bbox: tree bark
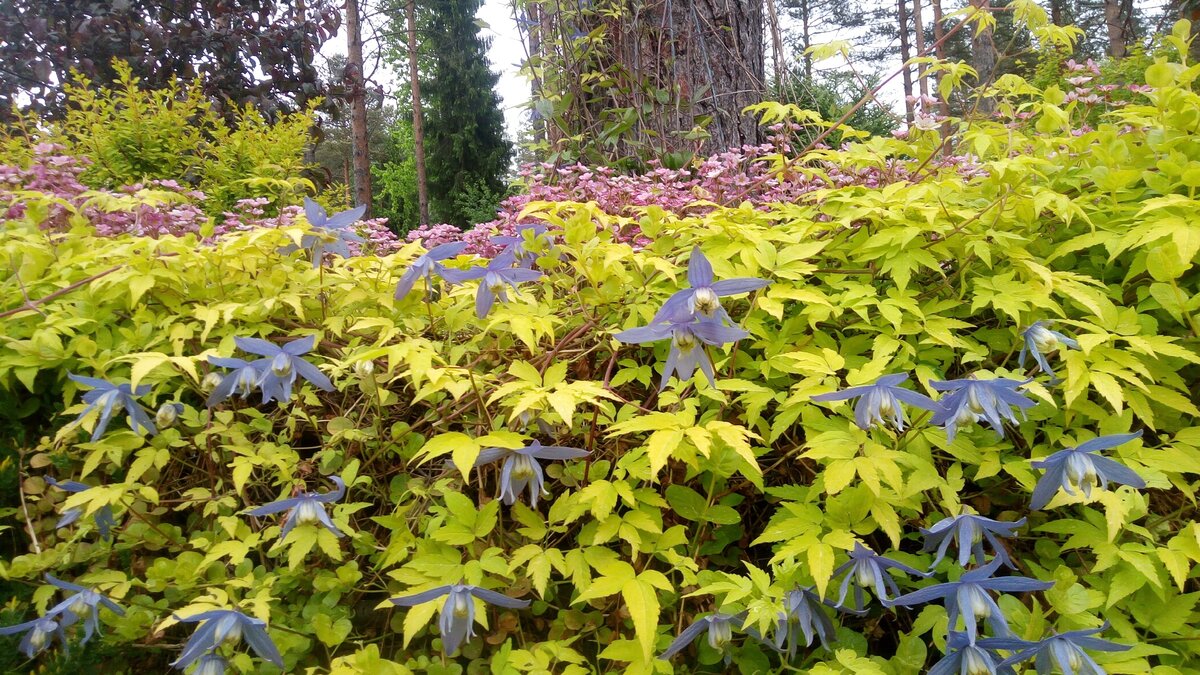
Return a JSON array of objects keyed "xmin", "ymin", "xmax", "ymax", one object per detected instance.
[
  {"xmin": 345, "ymin": 0, "xmax": 371, "ymax": 213},
  {"xmin": 1104, "ymin": 0, "xmax": 1129, "ymax": 57},
  {"xmin": 898, "ymin": 0, "xmax": 915, "ymax": 124},
  {"xmin": 405, "ymin": 0, "xmax": 430, "ymax": 226},
  {"xmin": 912, "ymin": 0, "xmax": 929, "ymax": 98},
  {"xmin": 931, "ymin": 0, "xmax": 950, "ymax": 118},
  {"xmin": 970, "ymin": 0, "xmax": 996, "ymax": 114}
]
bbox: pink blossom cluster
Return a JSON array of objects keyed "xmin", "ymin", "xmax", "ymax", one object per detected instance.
[
  {"xmin": 408, "ymin": 143, "xmax": 983, "ymax": 254},
  {"xmin": 0, "ymin": 147, "xmax": 403, "ymax": 256}
]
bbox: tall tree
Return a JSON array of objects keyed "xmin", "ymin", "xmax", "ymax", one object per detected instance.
[
  {"xmin": 0, "ymin": 0, "xmax": 341, "ymax": 119},
  {"xmin": 522, "ymin": 0, "xmax": 766, "ymax": 163},
  {"xmin": 346, "ymin": 0, "xmax": 372, "ymax": 211},
  {"xmin": 406, "ymin": 0, "xmax": 431, "ymax": 226}
]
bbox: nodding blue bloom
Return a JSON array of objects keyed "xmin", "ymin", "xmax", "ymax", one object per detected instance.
[
  {"xmin": 289, "ymin": 197, "xmax": 366, "ymax": 267},
  {"xmin": 832, "ymin": 542, "xmax": 929, "ymax": 610},
  {"xmin": 205, "ymin": 356, "xmax": 263, "ymax": 407},
  {"xmin": 389, "ymin": 584, "xmax": 530, "ymax": 655},
  {"xmin": 244, "ymin": 475, "xmax": 346, "ymax": 540},
  {"xmin": 812, "ymin": 373, "xmax": 938, "ymax": 431},
  {"xmin": 491, "ymin": 224, "xmax": 556, "ymax": 269},
  {"xmin": 997, "ymin": 624, "xmax": 1131, "ymax": 675},
  {"xmin": 1030, "ymin": 431, "xmax": 1144, "ymax": 510},
  {"xmin": 193, "ymin": 654, "xmax": 229, "ymax": 675},
  {"xmin": 614, "ymin": 312, "xmax": 748, "ymax": 391},
  {"xmin": 0, "ymin": 615, "xmax": 68, "ymax": 658},
  {"xmin": 67, "ymin": 373, "xmax": 156, "ymax": 441},
  {"xmin": 155, "ymin": 402, "xmax": 183, "ymax": 429},
  {"xmin": 231, "ymin": 335, "xmax": 334, "ymax": 404},
  {"xmin": 930, "ymin": 631, "xmax": 1017, "ymax": 675},
  {"xmin": 44, "ymin": 574, "xmax": 125, "ymax": 644},
  {"xmin": 394, "ymin": 241, "xmax": 470, "ymax": 300},
  {"xmin": 171, "ymin": 609, "xmax": 284, "ymax": 671},
  {"xmin": 772, "ymin": 587, "xmax": 842, "ymax": 658},
  {"xmin": 45, "ymin": 477, "xmax": 116, "ymax": 540},
  {"xmin": 441, "ymin": 249, "xmax": 543, "ymax": 319},
  {"xmin": 653, "ymin": 246, "xmax": 770, "ymax": 324},
  {"xmin": 889, "ymin": 558, "xmax": 1053, "ymax": 643},
  {"xmin": 462, "ymin": 441, "xmax": 589, "ymax": 508},
  {"xmin": 930, "ymin": 376, "xmax": 1036, "ymax": 442},
  {"xmin": 659, "ymin": 612, "xmax": 745, "ymax": 661},
  {"xmin": 1018, "ymin": 321, "xmax": 1079, "ymax": 380},
  {"xmin": 921, "ymin": 511, "xmax": 1027, "ymax": 570}
]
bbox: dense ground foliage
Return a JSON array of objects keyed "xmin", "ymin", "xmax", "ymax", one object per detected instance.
[{"xmin": 2, "ymin": 17, "xmax": 1200, "ymax": 675}]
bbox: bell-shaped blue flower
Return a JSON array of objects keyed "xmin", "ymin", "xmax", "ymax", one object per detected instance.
[
  {"xmin": 659, "ymin": 611, "xmax": 745, "ymax": 661},
  {"xmin": 832, "ymin": 542, "xmax": 929, "ymax": 610},
  {"xmin": 289, "ymin": 197, "xmax": 365, "ymax": 267},
  {"xmin": 1030, "ymin": 431, "xmax": 1144, "ymax": 510},
  {"xmin": 614, "ymin": 312, "xmax": 748, "ymax": 391},
  {"xmin": 67, "ymin": 373, "xmax": 156, "ymax": 441},
  {"xmin": 204, "ymin": 356, "xmax": 263, "ymax": 407},
  {"xmin": 491, "ymin": 224, "xmax": 556, "ymax": 269},
  {"xmin": 464, "ymin": 441, "xmax": 589, "ymax": 508},
  {"xmin": 388, "ymin": 584, "xmax": 530, "ymax": 655},
  {"xmin": 930, "ymin": 376, "xmax": 1036, "ymax": 441},
  {"xmin": 930, "ymin": 631, "xmax": 1018, "ymax": 675},
  {"xmin": 0, "ymin": 615, "xmax": 68, "ymax": 658},
  {"xmin": 244, "ymin": 475, "xmax": 346, "ymax": 540},
  {"xmin": 1018, "ymin": 321, "xmax": 1079, "ymax": 380},
  {"xmin": 171, "ymin": 609, "xmax": 284, "ymax": 671},
  {"xmin": 889, "ymin": 558, "xmax": 1053, "ymax": 643},
  {"xmin": 394, "ymin": 241, "xmax": 469, "ymax": 300},
  {"xmin": 921, "ymin": 511, "xmax": 1026, "ymax": 570},
  {"xmin": 772, "ymin": 587, "xmax": 843, "ymax": 658},
  {"xmin": 193, "ymin": 653, "xmax": 229, "ymax": 675},
  {"xmin": 46, "ymin": 477, "xmax": 116, "ymax": 540},
  {"xmin": 441, "ymin": 249, "xmax": 543, "ymax": 318},
  {"xmin": 812, "ymin": 373, "xmax": 938, "ymax": 431},
  {"xmin": 653, "ymin": 246, "xmax": 770, "ymax": 324},
  {"xmin": 997, "ymin": 623, "xmax": 1131, "ymax": 675},
  {"xmin": 44, "ymin": 574, "xmax": 125, "ymax": 644},
  {"xmin": 230, "ymin": 335, "xmax": 334, "ymax": 404}
]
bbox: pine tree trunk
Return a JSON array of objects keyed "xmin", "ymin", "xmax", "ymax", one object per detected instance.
[
  {"xmin": 345, "ymin": 0, "xmax": 371, "ymax": 213},
  {"xmin": 898, "ymin": 0, "xmax": 915, "ymax": 123},
  {"xmin": 912, "ymin": 0, "xmax": 929, "ymax": 97},
  {"xmin": 1104, "ymin": 0, "xmax": 1129, "ymax": 57},
  {"xmin": 970, "ymin": 0, "xmax": 996, "ymax": 114},
  {"xmin": 406, "ymin": 0, "xmax": 430, "ymax": 226}
]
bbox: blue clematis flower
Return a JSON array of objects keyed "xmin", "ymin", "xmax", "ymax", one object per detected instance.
[
  {"xmin": 1030, "ymin": 431, "xmax": 1144, "ymax": 510},
  {"xmin": 653, "ymin": 246, "xmax": 770, "ymax": 324},
  {"xmin": 930, "ymin": 376, "xmax": 1036, "ymax": 442},
  {"xmin": 193, "ymin": 653, "xmax": 229, "ymax": 675},
  {"xmin": 205, "ymin": 357, "xmax": 263, "ymax": 407},
  {"xmin": 171, "ymin": 609, "xmax": 284, "ymax": 671},
  {"xmin": 491, "ymin": 224, "xmax": 556, "ymax": 269},
  {"xmin": 930, "ymin": 631, "xmax": 1018, "ymax": 675},
  {"xmin": 389, "ymin": 584, "xmax": 530, "ymax": 655},
  {"xmin": 0, "ymin": 615, "xmax": 68, "ymax": 658},
  {"xmin": 659, "ymin": 611, "xmax": 745, "ymax": 661},
  {"xmin": 44, "ymin": 574, "xmax": 124, "ymax": 644},
  {"xmin": 394, "ymin": 241, "xmax": 470, "ymax": 300},
  {"xmin": 772, "ymin": 587, "xmax": 842, "ymax": 658},
  {"xmin": 231, "ymin": 335, "xmax": 334, "ymax": 404},
  {"xmin": 832, "ymin": 542, "xmax": 929, "ymax": 610},
  {"xmin": 1018, "ymin": 321, "xmax": 1080, "ymax": 380},
  {"xmin": 289, "ymin": 197, "xmax": 366, "ymax": 267},
  {"xmin": 441, "ymin": 249, "xmax": 543, "ymax": 318},
  {"xmin": 997, "ymin": 623, "xmax": 1131, "ymax": 675},
  {"xmin": 812, "ymin": 373, "xmax": 938, "ymax": 431},
  {"xmin": 614, "ymin": 312, "xmax": 748, "ymax": 391},
  {"xmin": 244, "ymin": 475, "xmax": 346, "ymax": 540},
  {"xmin": 464, "ymin": 441, "xmax": 589, "ymax": 508},
  {"xmin": 67, "ymin": 373, "xmax": 157, "ymax": 441},
  {"xmin": 45, "ymin": 477, "xmax": 116, "ymax": 540},
  {"xmin": 889, "ymin": 558, "xmax": 1053, "ymax": 643},
  {"xmin": 921, "ymin": 511, "xmax": 1026, "ymax": 570}
]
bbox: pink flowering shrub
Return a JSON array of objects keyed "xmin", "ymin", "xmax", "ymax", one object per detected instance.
[
  {"xmin": 0, "ymin": 145, "xmax": 404, "ymax": 256},
  {"xmin": 409, "ymin": 142, "xmax": 985, "ymax": 254}
]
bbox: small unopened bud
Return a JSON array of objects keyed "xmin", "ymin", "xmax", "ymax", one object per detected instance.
[
  {"xmin": 707, "ymin": 619, "xmax": 733, "ymax": 650},
  {"xmin": 1029, "ymin": 324, "xmax": 1059, "ymax": 352},
  {"xmin": 156, "ymin": 403, "xmax": 180, "ymax": 428},
  {"xmin": 354, "ymin": 360, "xmax": 375, "ymax": 377},
  {"xmin": 202, "ymin": 372, "xmax": 224, "ymax": 392}
]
